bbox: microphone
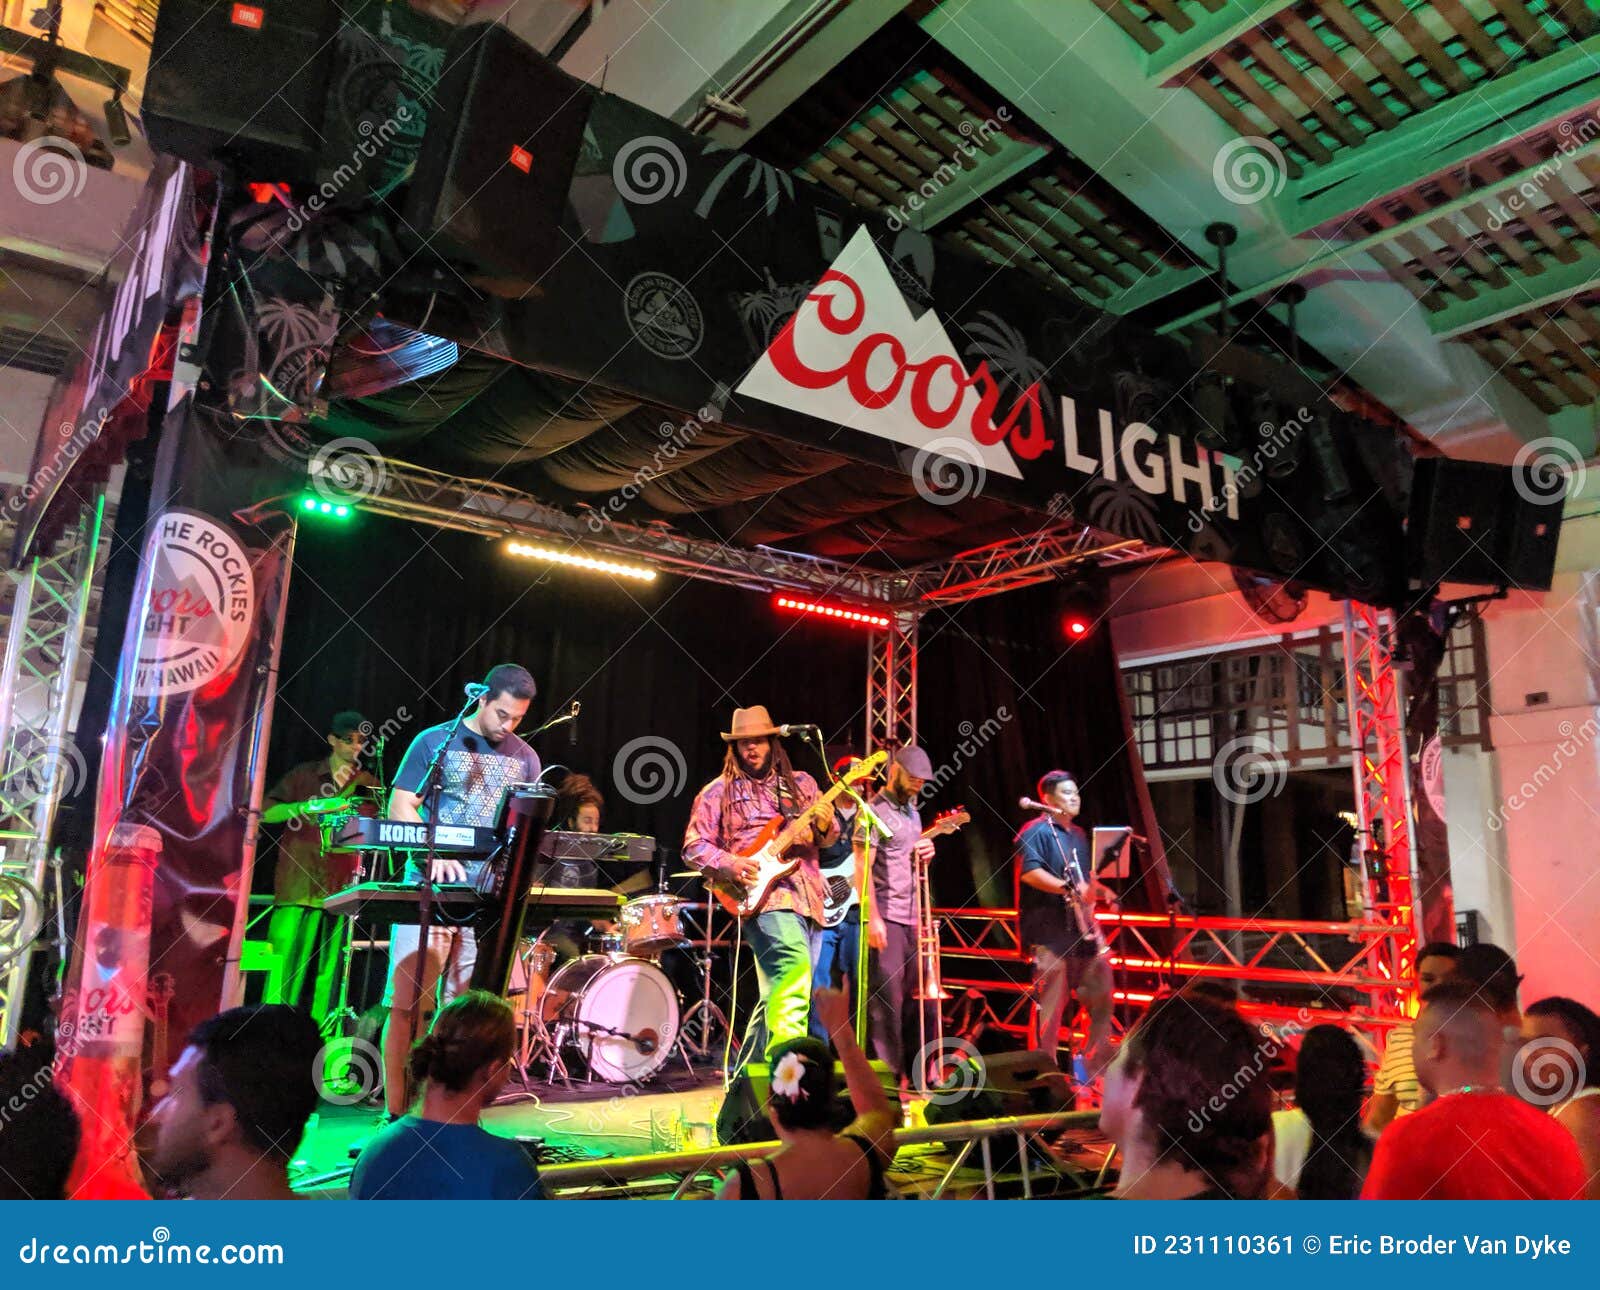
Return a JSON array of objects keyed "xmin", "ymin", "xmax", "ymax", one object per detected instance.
[
  {"xmin": 569, "ymin": 701, "xmax": 580, "ymax": 746},
  {"xmin": 464, "ymin": 682, "xmax": 489, "ymax": 700},
  {"xmin": 1020, "ymin": 796, "xmax": 1062, "ymax": 814},
  {"xmin": 777, "ymin": 723, "xmax": 821, "ymax": 737}
]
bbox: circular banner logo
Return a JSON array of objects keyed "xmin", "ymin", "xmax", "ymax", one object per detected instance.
[
  {"xmin": 133, "ymin": 510, "xmax": 255, "ymax": 697},
  {"xmin": 624, "ymin": 271, "xmax": 703, "ymax": 360}
]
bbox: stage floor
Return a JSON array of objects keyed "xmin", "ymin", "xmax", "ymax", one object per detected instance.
[{"xmin": 290, "ymin": 1066, "xmax": 1116, "ymax": 1199}]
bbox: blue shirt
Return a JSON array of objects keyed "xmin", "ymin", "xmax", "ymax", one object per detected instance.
[
  {"xmin": 350, "ymin": 1116, "xmax": 544, "ymax": 1200},
  {"xmin": 1014, "ymin": 815, "xmax": 1090, "ymax": 955}
]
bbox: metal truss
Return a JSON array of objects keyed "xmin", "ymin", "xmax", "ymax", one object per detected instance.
[
  {"xmin": 866, "ymin": 611, "xmax": 918, "ymax": 751},
  {"xmin": 1342, "ymin": 601, "xmax": 1419, "ymax": 1016},
  {"xmin": 314, "ymin": 458, "xmax": 1169, "ymax": 610},
  {"xmin": 0, "ymin": 499, "xmax": 105, "ymax": 1049},
  {"xmin": 904, "ymin": 527, "xmax": 1164, "ymax": 606},
  {"xmin": 937, "ymin": 907, "xmax": 1411, "ymax": 1058}
]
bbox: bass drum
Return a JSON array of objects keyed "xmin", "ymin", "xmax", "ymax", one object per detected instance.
[{"xmin": 541, "ymin": 955, "xmax": 679, "ymax": 1084}]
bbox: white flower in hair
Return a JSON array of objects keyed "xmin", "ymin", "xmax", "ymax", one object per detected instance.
[{"xmin": 771, "ymin": 1051, "xmax": 808, "ymax": 1100}]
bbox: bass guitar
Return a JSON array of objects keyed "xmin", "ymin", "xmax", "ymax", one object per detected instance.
[
  {"xmin": 711, "ymin": 752, "xmax": 885, "ymax": 918},
  {"xmin": 820, "ymin": 806, "xmax": 971, "ymax": 926}
]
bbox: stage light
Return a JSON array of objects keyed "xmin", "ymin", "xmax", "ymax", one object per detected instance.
[
  {"xmin": 1057, "ymin": 577, "xmax": 1107, "ymax": 645},
  {"xmin": 297, "ymin": 494, "xmax": 353, "ymax": 520},
  {"xmin": 504, "ymin": 540, "xmax": 657, "ymax": 582},
  {"xmin": 773, "ymin": 595, "xmax": 891, "ymax": 630}
]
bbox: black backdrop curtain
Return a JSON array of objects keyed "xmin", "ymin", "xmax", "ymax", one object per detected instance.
[
  {"xmin": 266, "ymin": 518, "xmax": 1162, "ymax": 920},
  {"xmin": 916, "ymin": 587, "xmax": 1168, "ymax": 914}
]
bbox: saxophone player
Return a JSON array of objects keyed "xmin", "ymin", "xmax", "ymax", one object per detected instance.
[{"xmin": 1015, "ymin": 770, "xmax": 1113, "ymax": 1079}]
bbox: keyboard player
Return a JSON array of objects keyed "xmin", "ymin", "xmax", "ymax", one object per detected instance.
[{"xmin": 380, "ymin": 664, "xmax": 543, "ymax": 1120}]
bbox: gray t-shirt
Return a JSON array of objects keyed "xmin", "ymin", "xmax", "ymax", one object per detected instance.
[
  {"xmin": 855, "ymin": 791, "xmax": 921, "ymax": 927},
  {"xmin": 394, "ymin": 721, "xmax": 541, "ymax": 884}
]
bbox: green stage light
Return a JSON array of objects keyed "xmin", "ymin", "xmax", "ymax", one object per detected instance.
[{"xmin": 296, "ymin": 493, "xmax": 355, "ymax": 521}]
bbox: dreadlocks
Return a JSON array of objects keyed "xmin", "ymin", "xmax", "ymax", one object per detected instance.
[{"xmin": 719, "ymin": 738, "xmax": 806, "ymax": 837}]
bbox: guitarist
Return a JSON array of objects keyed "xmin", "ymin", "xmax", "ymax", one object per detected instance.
[
  {"xmin": 859, "ymin": 746, "xmax": 937, "ymax": 1083},
  {"xmin": 683, "ymin": 706, "xmax": 838, "ymax": 1058},
  {"xmin": 811, "ymin": 755, "xmax": 865, "ymax": 1003},
  {"xmin": 1015, "ymin": 770, "xmax": 1113, "ymax": 1079}
]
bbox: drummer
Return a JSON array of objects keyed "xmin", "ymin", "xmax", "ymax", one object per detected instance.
[
  {"xmin": 545, "ymin": 773, "xmax": 612, "ymax": 960},
  {"xmin": 260, "ymin": 710, "xmax": 380, "ymax": 1021}
]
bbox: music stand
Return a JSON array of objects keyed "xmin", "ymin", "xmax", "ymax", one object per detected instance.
[{"xmin": 1092, "ymin": 827, "xmax": 1133, "ymax": 881}]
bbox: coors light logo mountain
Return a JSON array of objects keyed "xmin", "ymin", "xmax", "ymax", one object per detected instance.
[{"xmin": 735, "ymin": 227, "xmax": 1051, "ymax": 478}]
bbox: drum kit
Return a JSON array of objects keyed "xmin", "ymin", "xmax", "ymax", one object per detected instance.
[{"xmin": 506, "ymin": 881, "xmax": 728, "ymax": 1087}]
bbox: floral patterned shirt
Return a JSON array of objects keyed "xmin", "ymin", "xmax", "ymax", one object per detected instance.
[{"xmin": 683, "ymin": 769, "xmax": 828, "ymax": 923}]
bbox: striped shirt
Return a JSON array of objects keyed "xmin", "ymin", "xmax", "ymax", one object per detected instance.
[{"xmin": 1373, "ymin": 1022, "xmax": 1420, "ymax": 1114}]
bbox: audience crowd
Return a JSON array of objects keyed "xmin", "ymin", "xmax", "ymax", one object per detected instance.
[{"xmin": 1, "ymin": 940, "xmax": 1596, "ymax": 1200}]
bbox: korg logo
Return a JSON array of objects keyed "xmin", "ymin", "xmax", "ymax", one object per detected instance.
[
  {"xmin": 230, "ymin": 3, "xmax": 264, "ymax": 29},
  {"xmin": 509, "ymin": 145, "xmax": 533, "ymax": 174}
]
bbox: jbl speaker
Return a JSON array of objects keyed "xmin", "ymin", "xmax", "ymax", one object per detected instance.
[
  {"xmin": 144, "ymin": 0, "xmax": 340, "ymax": 182},
  {"xmin": 715, "ymin": 1058, "xmax": 898, "ymax": 1145},
  {"xmin": 1407, "ymin": 457, "xmax": 1563, "ymax": 591},
  {"xmin": 405, "ymin": 22, "xmax": 595, "ymax": 281}
]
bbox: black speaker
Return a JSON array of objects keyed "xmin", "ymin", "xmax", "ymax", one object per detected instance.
[
  {"xmin": 405, "ymin": 22, "xmax": 595, "ymax": 281},
  {"xmin": 1407, "ymin": 457, "xmax": 1563, "ymax": 591},
  {"xmin": 144, "ymin": 0, "xmax": 340, "ymax": 182},
  {"xmin": 715, "ymin": 1058, "xmax": 898, "ymax": 1145}
]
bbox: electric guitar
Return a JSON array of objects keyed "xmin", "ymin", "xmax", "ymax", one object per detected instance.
[
  {"xmin": 711, "ymin": 752, "xmax": 885, "ymax": 918},
  {"xmin": 819, "ymin": 806, "xmax": 971, "ymax": 927}
]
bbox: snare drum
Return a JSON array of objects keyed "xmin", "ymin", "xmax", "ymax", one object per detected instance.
[{"xmin": 620, "ymin": 894, "xmax": 688, "ymax": 956}]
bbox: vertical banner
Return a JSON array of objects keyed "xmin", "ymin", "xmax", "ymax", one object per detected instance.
[{"xmin": 57, "ymin": 397, "xmax": 295, "ymax": 1197}]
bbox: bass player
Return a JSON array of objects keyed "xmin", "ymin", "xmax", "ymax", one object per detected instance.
[{"xmin": 682, "ymin": 706, "xmax": 838, "ymax": 1059}]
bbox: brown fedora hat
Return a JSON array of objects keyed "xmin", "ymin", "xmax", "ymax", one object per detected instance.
[{"xmin": 722, "ymin": 705, "xmax": 782, "ymax": 742}]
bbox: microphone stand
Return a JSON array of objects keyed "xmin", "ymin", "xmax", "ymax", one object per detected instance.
[
  {"xmin": 839, "ymin": 781, "xmax": 891, "ymax": 1049},
  {"xmin": 406, "ymin": 692, "xmax": 480, "ymax": 1061}
]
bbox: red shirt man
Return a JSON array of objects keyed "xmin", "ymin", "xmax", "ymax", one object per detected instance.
[{"xmin": 1362, "ymin": 977, "xmax": 1586, "ymax": 1199}]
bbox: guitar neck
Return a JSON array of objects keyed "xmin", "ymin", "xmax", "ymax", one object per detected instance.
[{"xmin": 771, "ymin": 778, "xmax": 854, "ymax": 854}]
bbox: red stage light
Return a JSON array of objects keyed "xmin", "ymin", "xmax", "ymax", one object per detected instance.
[
  {"xmin": 773, "ymin": 595, "xmax": 890, "ymax": 630},
  {"xmin": 1066, "ymin": 616, "xmax": 1089, "ymax": 638}
]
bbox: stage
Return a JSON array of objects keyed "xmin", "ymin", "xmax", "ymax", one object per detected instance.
[{"xmin": 289, "ymin": 1066, "xmax": 1116, "ymax": 1200}]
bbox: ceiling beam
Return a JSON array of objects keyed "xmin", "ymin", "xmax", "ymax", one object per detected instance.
[
  {"xmin": 1144, "ymin": 1, "xmax": 1298, "ymax": 85},
  {"xmin": 923, "ymin": 0, "xmax": 1558, "ymax": 449},
  {"xmin": 1427, "ymin": 239, "xmax": 1600, "ymax": 340},
  {"xmin": 1288, "ymin": 33, "xmax": 1600, "ymax": 233}
]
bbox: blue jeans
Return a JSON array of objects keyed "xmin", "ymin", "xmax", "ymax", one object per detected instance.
[{"xmin": 742, "ymin": 909, "xmax": 816, "ymax": 1060}]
